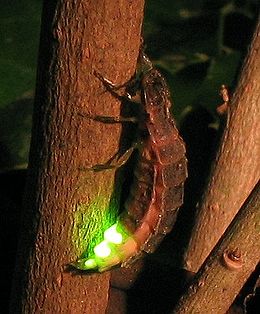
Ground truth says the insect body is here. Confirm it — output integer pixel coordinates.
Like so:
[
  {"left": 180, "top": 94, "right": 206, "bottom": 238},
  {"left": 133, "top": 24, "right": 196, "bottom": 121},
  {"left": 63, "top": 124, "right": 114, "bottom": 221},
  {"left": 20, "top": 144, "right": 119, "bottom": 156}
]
[{"left": 74, "top": 53, "right": 187, "bottom": 272}]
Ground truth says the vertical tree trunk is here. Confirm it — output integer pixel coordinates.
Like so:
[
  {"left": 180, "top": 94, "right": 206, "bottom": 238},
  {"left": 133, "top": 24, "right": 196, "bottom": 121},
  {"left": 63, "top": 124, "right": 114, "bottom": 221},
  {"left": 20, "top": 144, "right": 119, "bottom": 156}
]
[{"left": 10, "top": 0, "right": 145, "bottom": 313}]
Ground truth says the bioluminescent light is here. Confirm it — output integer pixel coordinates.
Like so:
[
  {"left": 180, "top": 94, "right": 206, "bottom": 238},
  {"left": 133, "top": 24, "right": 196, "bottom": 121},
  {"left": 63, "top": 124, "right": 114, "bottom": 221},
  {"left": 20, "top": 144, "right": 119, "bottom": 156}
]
[
  {"left": 73, "top": 221, "right": 130, "bottom": 271},
  {"left": 104, "top": 223, "right": 123, "bottom": 244},
  {"left": 94, "top": 240, "right": 111, "bottom": 258},
  {"left": 84, "top": 259, "right": 97, "bottom": 269}
]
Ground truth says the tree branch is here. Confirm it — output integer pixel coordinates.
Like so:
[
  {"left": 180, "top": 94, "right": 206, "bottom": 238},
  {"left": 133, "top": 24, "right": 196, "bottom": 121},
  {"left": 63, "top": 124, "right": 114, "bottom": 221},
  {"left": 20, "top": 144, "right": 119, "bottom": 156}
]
[
  {"left": 174, "top": 180, "right": 260, "bottom": 314},
  {"left": 182, "top": 17, "right": 260, "bottom": 273}
]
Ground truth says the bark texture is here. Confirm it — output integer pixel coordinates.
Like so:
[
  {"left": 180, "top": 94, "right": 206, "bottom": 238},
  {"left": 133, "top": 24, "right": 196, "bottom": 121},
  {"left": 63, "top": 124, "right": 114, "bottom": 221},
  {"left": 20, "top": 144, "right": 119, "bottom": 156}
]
[
  {"left": 183, "top": 18, "right": 260, "bottom": 273},
  {"left": 174, "top": 181, "right": 260, "bottom": 314},
  {"left": 10, "top": 0, "right": 144, "bottom": 313}
]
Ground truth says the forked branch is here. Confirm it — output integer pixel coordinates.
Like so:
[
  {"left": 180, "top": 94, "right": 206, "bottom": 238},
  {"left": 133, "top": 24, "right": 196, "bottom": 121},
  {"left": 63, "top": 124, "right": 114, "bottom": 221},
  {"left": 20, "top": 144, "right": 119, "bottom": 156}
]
[
  {"left": 174, "top": 181, "right": 260, "bottom": 314},
  {"left": 183, "top": 17, "right": 260, "bottom": 274}
]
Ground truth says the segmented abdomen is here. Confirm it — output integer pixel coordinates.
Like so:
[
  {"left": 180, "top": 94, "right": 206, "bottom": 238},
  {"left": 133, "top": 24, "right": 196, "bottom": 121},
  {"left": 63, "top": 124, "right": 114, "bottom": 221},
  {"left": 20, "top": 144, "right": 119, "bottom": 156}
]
[{"left": 122, "top": 118, "right": 187, "bottom": 263}]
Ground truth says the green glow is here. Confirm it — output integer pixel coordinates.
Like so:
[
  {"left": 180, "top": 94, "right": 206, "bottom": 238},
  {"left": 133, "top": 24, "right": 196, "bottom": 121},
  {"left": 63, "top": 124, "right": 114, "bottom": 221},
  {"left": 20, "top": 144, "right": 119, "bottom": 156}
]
[
  {"left": 71, "top": 178, "right": 126, "bottom": 270},
  {"left": 84, "top": 259, "right": 97, "bottom": 269},
  {"left": 104, "top": 223, "right": 123, "bottom": 244},
  {"left": 94, "top": 241, "right": 111, "bottom": 258},
  {"left": 72, "top": 191, "right": 119, "bottom": 261},
  {"left": 73, "top": 221, "right": 132, "bottom": 271}
]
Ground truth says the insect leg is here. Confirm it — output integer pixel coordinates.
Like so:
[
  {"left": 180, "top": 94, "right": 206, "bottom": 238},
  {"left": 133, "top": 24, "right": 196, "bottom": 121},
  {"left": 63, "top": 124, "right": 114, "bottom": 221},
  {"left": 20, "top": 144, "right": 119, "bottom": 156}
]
[
  {"left": 94, "top": 70, "right": 142, "bottom": 103},
  {"left": 80, "top": 142, "right": 142, "bottom": 172},
  {"left": 91, "top": 146, "right": 136, "bottom": 171},
  {"left": 78, "top": 112, "right": 139, "bottom": 171},
  {"left": 78, "top": 112, "right": 138, "bottom": 124}
]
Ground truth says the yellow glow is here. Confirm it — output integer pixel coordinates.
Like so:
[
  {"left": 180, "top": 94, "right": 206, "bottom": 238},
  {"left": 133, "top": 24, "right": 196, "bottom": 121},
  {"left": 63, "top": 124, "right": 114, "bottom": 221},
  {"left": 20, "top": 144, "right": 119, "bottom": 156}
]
[
  {"left": 94, "top": 241, "right": 111, "bottom": 258},
  {"left": 84, "top": 259, "right": 97, "bottom": 269},
  {"left": 104, "top": 223, "right": 123, "bottom": 244}
]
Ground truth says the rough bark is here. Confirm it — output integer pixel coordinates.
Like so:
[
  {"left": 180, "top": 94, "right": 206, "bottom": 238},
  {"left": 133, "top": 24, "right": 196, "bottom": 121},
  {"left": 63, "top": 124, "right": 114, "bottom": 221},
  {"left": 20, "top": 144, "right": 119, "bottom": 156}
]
[
  {"left": 174, "top": 180, "right": 260, "bottom": 314},
  {"left": 182, "top": 17, "right": 260, "bottom": 273},
  {"left": 107, "top": 288, "right": 127, "bottom": 314},
  {"left": 10, "top": 0, "right": 144, "bottom": 313}
]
